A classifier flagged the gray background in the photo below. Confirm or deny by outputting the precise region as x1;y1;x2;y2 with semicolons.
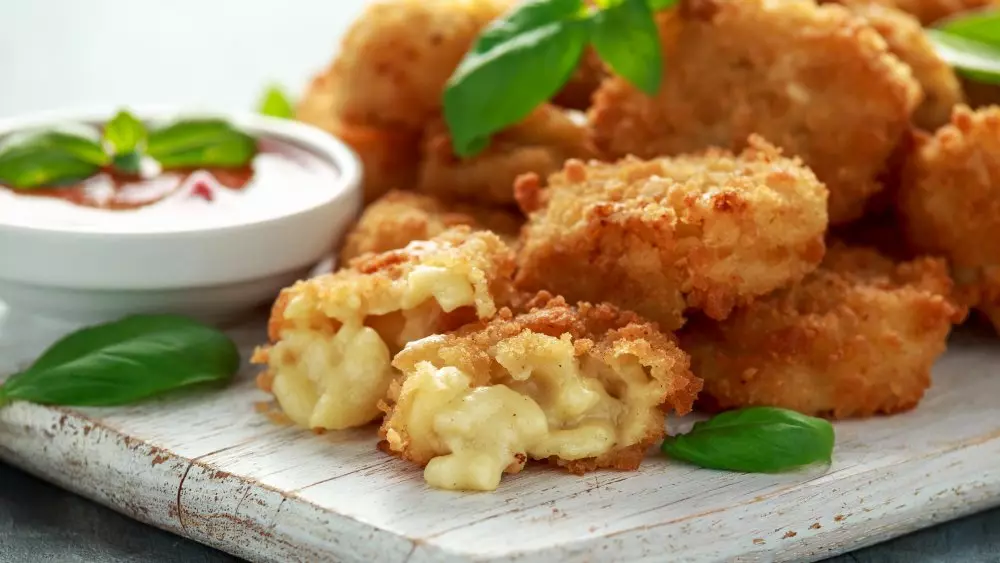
0;1;997;561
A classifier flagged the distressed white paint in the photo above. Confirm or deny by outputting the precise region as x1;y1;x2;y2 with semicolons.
1;321;999;563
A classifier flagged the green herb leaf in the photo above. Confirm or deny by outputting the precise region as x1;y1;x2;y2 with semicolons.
112;151;143;175
661;407;835;473
258;85;295;119
0;132;105;189
147;119;257;169
646;0;679;12
590;0;663;95
0;315;240;407
443;0;590;157
937;9;1000;45
104;109;147;156
928;29;1000;85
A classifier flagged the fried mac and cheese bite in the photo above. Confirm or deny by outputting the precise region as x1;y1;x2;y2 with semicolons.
898;105;1000;332
253;228;515;431
417;105;597;206
516;136;828;331
339;191;523;262
827;0;996;25
681;245;963;419
379;294;701;491
589;0;920;224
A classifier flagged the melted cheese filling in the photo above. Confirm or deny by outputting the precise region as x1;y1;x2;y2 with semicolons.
268;265;484;431
390;332;662;491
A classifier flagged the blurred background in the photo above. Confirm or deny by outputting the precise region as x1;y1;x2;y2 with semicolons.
0;0;369;118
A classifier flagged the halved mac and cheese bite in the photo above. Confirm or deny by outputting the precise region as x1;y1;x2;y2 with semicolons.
379;293;702;491
253;227;515;431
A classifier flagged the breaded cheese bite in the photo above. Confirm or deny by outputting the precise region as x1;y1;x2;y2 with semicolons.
417;105;596;206
838;1;964;130
589;0;920;224
898;105;1000;331
515;136;829;331
296;73;420;203
316;0;512;131
379;293;701;491
339;191;523;262
681;244;963;419
253;228;515;431
826;0;996;25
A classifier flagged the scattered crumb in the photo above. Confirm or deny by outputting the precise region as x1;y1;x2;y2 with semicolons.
810;523;822;530
783;531;798;539
753;538;765;545
834;515;845;522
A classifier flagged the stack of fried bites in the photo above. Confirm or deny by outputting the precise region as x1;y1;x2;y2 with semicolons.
254;0;997;490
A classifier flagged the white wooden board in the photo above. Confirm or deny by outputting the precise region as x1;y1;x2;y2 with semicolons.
1;314;999;563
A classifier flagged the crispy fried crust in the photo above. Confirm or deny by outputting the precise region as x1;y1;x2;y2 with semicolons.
417;105;597;206
898;105;1000;330
339;191;524;262
296;73;420;203
515;136;829;331
380;293;700;479
681;244;963;419
588;0;920;224
317;0;511;130
839;2;964;131
825;0;996;25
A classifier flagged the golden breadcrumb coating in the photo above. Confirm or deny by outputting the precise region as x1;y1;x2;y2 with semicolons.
553;48;608;111
296;73;420;203
417;105;596;206
339;190;523;262
379;293;700;491
515;136;829;331
898;105;1000;331
252;228;515;431
839;2;964;130
826;0;996;24
588;0;920;224
318;0;512;131
681;244;963;419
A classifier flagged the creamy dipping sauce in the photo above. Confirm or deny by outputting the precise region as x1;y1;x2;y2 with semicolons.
0;139;340;233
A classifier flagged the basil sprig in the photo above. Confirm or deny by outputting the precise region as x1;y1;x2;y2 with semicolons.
444;0;669;157
147;119;257;168
929;10;1000;85
104;109;148;175
0;132;107;189
661;407;835;473
258;85;295;119
0;315;240;408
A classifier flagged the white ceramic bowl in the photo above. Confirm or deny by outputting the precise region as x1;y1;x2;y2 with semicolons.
0;108;362;325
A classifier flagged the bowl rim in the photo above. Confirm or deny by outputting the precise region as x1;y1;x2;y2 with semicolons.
0;105;363;238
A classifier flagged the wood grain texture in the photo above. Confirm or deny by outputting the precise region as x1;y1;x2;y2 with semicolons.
1;320;998;563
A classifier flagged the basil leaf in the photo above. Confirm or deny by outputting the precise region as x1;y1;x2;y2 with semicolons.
646;0;679;9
147;119;257;169
443;0;590;157
591;0;663;95
0;137;102;190
928;29;1000;85
104;109;147;155
0;315;239;407
937;10;1000;45
112;151;143;175
258;85;295;119
661;407;835;473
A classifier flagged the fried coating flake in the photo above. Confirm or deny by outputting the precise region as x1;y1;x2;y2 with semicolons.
318;0;512;131
589;0;920;224
253;228;515;431
840;2;964;130
898;105;1000;331
339;190;524;262
681;245;963;419
417;105;596;206
515;136;829;331
379;293;700;491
